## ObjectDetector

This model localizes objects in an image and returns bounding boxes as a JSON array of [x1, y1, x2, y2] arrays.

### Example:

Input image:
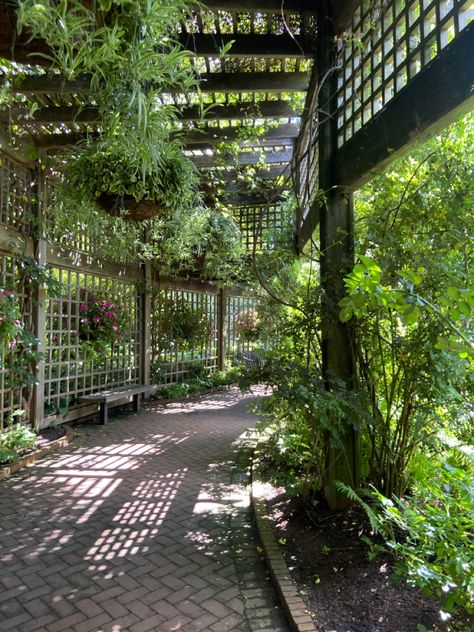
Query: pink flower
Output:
[[105, 300, 113, 308], [106, 311, 115, 318], [79, 304, 87, 311], [94, 316, 100, 323], [9, 340, 15, 350], [112, 324, 118, 332], [1, 290, 9, 296]]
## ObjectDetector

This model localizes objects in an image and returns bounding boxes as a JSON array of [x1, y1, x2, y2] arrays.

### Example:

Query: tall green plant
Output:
[[339, 115, 473, 496]]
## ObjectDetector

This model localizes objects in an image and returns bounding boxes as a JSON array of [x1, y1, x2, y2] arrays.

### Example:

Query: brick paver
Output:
[[0, 388, 289, 632]]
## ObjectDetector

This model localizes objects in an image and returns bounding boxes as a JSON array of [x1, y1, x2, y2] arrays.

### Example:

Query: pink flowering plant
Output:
[[78, 289, 131, 354], [0, 288, 25, 358], [235, 309, 264, 342]]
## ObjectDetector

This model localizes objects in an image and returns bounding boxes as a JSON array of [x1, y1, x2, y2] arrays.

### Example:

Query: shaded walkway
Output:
[[0, 388, 289, 632]]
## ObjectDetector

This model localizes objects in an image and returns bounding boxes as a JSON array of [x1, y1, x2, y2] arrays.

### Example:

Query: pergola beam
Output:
[[178, 33, 313, 58], [29, 124, 298, 150], [298, 22, 474, 249], [208, 164, 289, 181], [6, 72, 311, 95], [335, 22, 474, 190], [197, 0, 317, 11], [1, 100, 300, 125], [190, 149, 292, 168], [181, 123, 299, 144]]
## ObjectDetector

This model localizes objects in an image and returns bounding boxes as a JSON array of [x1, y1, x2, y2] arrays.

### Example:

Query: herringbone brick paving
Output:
[[0, 388, 289, 632]]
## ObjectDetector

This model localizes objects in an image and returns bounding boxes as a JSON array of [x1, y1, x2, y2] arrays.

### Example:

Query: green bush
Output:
[[0, 413, 36, 464], [340, 445, 474, 622]]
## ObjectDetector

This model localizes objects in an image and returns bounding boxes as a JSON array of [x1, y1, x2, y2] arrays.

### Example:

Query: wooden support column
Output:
[[30, 164, 46, 430], [217, 288, 227, 372], [140, 263, 152, 386], [317, 2, 360, 510]]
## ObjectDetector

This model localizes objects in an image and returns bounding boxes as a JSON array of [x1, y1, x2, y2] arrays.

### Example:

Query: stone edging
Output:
[[251, 435, 318, 632], [0, 425, 74, 481]]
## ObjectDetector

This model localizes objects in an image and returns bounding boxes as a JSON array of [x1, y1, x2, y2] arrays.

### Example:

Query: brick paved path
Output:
[[0, 388, 289, 632]]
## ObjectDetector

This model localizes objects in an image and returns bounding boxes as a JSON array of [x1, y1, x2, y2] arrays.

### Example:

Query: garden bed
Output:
[[261, 483, 472, 632], [0, 425, 72, 481]]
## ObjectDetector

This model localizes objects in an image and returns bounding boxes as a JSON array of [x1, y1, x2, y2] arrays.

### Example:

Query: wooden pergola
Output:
[[0, 0, 473, 507]]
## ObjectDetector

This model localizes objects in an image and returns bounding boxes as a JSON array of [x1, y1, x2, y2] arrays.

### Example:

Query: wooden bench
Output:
[[79, 384, 157, 425]]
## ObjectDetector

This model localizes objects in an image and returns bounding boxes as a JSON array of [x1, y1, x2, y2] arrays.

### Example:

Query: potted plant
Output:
[[235, 308, 264, 341], [154, 298, 212, 352], [65, 142, 201, 221]]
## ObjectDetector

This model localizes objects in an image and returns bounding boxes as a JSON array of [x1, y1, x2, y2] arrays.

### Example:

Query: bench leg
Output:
[[133, 393, 142, 414], [99, 403, 108, 425]]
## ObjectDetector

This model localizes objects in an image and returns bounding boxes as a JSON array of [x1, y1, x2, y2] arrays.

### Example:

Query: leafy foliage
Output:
[[0, 411, 36, 464], [65, 142, 200, 215], [155, 298, 211, 351], [16, 0, 199, 175], [78, 289, 131, 353]]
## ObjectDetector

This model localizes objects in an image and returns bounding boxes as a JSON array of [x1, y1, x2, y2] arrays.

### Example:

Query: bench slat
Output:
[[79, 384, 157, 405]]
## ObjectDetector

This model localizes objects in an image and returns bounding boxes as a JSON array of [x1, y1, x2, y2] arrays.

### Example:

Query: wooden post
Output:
[[217, 288, 227, 372], [30, 163, 46, 430], [140, 262, 152, 385], [317, 2, 360, 509]]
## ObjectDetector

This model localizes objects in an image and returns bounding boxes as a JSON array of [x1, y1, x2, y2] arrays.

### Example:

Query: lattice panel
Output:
[[234, 204, 286, 251], [44, 268, 141, 418], [0, 153, 35, 231], [293, 104, 318, 225], [150, 288, 218, 385], [0, 254, 34, 430], [226, 294, 258, 365], [336, 0, 473, 147]]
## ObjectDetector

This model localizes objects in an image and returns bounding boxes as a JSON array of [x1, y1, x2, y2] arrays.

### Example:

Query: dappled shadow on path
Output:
[[0, 387, 286, 632]]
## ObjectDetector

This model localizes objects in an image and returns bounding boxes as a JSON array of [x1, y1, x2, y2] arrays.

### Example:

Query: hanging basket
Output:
[[97, 193, 164, 221]]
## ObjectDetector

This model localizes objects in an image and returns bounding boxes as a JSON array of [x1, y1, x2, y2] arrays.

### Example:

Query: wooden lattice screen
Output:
[[234, 204, 287, 251], [337, 0, 473, 148], [43, 268, 141, 421], [150, 287, 219, 384], [0, 150, 261, 428]]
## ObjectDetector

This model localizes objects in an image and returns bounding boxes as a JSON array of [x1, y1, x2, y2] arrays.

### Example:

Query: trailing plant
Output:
[[0, 288, 24, 356], [15, 0, 200, 176], [64, 141, 201, 219], [154, 297, 211, 352], [235, 309, 264, 341]]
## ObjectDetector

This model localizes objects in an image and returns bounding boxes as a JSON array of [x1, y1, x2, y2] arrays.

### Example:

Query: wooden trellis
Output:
[[0, 150, 261, 429]]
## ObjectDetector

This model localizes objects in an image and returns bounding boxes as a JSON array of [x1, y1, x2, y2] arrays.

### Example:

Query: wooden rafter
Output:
[[190, 149, 293, 168], [178, 33, 314, 58], [4, 72, 310, 94], [28, 123, 298, 150], [1, 100, 300, 125], [197, 0, 317, 11]]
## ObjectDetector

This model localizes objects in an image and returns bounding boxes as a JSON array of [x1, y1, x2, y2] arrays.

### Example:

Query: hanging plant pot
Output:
[[97, 193, 164, 221]]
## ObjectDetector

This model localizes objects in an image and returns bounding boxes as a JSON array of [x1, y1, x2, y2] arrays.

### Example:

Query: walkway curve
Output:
[[0, 387, 289, 632]]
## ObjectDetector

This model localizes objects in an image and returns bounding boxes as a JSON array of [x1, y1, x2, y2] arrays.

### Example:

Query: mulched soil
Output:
[[264, 486, 473, 632]]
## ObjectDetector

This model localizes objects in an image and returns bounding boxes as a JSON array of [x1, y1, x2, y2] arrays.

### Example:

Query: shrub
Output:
[[78, 289, 131, 354], [0, 411, 36, 464]]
